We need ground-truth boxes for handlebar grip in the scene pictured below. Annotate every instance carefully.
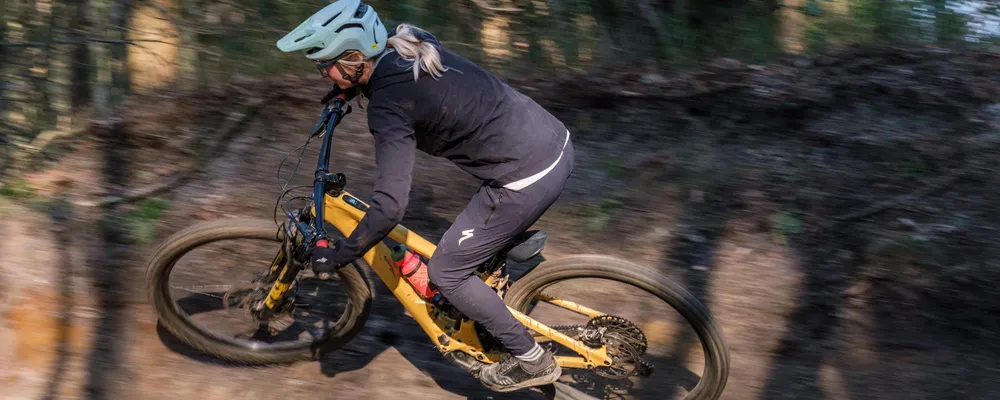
[320,86,341,105]
[321,86,359,105]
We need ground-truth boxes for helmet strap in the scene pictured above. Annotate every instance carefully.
[334,62,365,85]
[332,62,368,110]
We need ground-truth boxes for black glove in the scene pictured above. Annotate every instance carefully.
[320,85,359,105]
[310,240,344,279]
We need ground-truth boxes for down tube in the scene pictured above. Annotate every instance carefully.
[319,193,471,348]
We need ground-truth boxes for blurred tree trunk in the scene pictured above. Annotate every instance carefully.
[90,0,110,114]
[477,0,515,74]
[69,0,92,110]
[779,0,805,53]
[6,0,32,134]
[0,6,7,178]
[874,0,892,41]
[127,0,180,94]
[31,0,57,130]
[109,0,131,105]
[90,0,131,116]
[0,7,8,128]
[176,0,208,91]
[637,0,669,50]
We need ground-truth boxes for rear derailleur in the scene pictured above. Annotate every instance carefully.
[549,315,655,379]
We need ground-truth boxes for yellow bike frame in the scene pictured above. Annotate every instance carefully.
[286,190,613,370]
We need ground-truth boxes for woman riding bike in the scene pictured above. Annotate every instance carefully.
[277,0,574,393]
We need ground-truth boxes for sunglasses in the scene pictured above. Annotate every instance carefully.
[314,50,357,78]
[315,58,340,78]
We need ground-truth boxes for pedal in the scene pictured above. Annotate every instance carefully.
[443,351,486,378]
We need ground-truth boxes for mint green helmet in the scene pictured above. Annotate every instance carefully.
[277,0,388,61]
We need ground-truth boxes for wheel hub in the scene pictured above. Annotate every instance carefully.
[224,282,296,322]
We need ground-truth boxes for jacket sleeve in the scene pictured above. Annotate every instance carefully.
[329,101,416,266]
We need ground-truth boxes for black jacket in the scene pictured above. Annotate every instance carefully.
[329,31,569,265]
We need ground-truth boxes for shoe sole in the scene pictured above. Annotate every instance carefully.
[482,365,563,393]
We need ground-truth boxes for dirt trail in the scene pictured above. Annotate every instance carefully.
[1,109,780,400]
[4,45,1000,400]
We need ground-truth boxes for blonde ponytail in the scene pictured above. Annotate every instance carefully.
[386,24,448,81]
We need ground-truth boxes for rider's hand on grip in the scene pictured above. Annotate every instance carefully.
[310,240,340,280]
[320,85,358,105]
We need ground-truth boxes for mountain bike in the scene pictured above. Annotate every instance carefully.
[144,92,731,399]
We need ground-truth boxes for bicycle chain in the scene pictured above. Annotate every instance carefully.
[548,315,655,379]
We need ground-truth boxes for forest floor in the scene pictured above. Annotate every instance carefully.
[2,44,1000,400]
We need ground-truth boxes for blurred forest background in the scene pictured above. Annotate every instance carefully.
[1,0,999,166]
[3,2,1000,400]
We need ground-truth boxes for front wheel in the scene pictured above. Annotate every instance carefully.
[504,255,730,400]
[144,218,372,364]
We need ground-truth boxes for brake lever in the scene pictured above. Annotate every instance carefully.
[310,106,333,138]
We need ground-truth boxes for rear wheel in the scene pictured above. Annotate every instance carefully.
[144,218,372,364]
[504,255,730,400]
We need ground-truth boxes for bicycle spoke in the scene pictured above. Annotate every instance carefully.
[171,285,233,299]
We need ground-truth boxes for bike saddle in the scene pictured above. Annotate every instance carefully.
[504,230,547,263]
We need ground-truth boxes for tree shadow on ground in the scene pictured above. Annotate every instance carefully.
[39,195,74,400]
[537,144,743,400]
[758,221,866,400]
[82,121,131,400]
[643,195,734,399]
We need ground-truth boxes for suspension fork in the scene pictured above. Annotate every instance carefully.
[255,228,303,318]
[255,96,349,318]
[262,258,302,312]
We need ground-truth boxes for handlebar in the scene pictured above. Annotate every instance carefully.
[321,85,357,106]
[306,89,352,245]
[282,86,356,271]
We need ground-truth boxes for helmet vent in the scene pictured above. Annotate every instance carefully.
[335,23,364,33]
[294,35,309,43]
[321,12,343,27]
[354,3,370,18]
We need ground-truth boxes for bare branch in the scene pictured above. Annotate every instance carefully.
[829,169,960,222]
[469,0,522,13]
[135,0,174,18]
[1,37,176,47]
[80,98,265,207]
[1,37,222,57]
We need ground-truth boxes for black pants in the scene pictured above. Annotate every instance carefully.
[427,135,574,356]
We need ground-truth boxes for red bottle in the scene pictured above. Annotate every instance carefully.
[390,244,439,300]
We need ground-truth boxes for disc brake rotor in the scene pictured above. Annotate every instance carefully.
[223,281,297,328]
